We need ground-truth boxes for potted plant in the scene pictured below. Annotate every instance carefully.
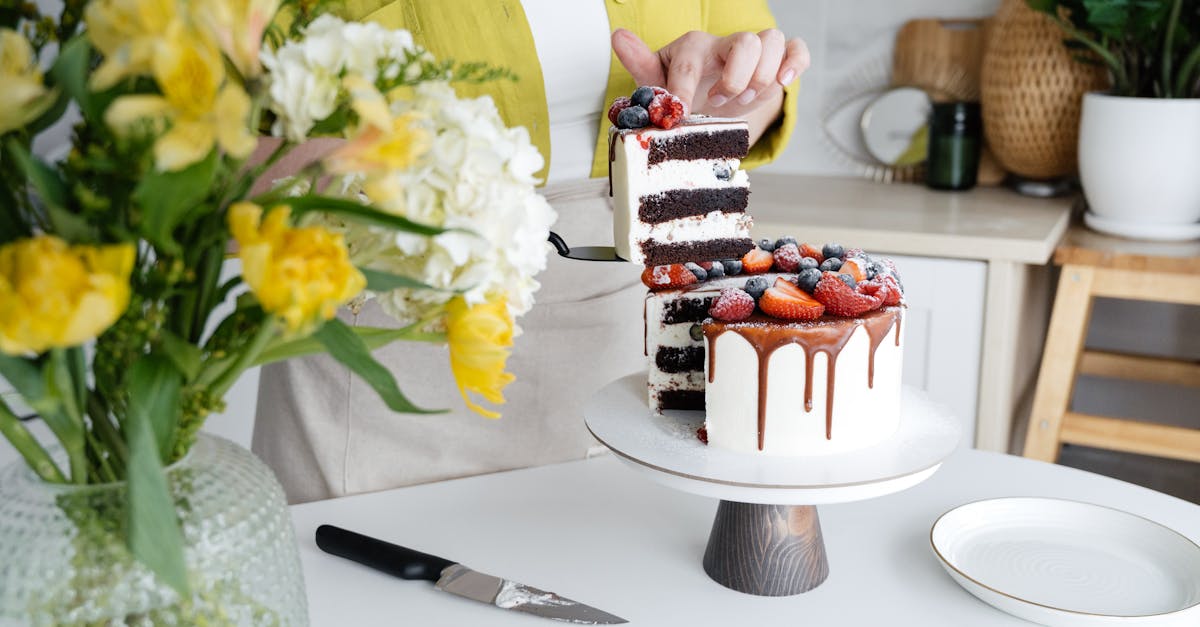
[1030,0,1200,240]
[0,0,553,623]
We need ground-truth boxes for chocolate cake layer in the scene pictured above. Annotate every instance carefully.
[639,187,749,224]
[655,346,705,374]
[648,129,749,165]
[656,390,705,411]
[640,238,754,267]
[662,298,716,325]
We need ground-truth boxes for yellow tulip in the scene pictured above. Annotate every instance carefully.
[0,236,135,355]
[445,297,515,419]
[228,202,366,333]
[105,23,255,171]
[0,29,56,134]
[84,0,178,89]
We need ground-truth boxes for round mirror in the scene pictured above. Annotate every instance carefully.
[860,87,932,166]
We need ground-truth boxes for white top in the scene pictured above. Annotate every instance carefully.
[292,451,1200,626]
[522,0,611,183]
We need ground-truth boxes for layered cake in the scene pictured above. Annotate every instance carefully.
[607,87,754,266]
[642,239,906,456]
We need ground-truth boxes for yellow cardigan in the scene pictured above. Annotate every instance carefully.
[338,0,798,181]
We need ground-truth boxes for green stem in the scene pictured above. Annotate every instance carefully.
[87,393,128,471]
[84,429,118,483]
[1163,0,1182,97]
[1176,43,1200,98]
[210,318,278,399]
[1056,17,1129,93]
[0,397,66,483]
[189,242,225,343]
[49,348,87,483]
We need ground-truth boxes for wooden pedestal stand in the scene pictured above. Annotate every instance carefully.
[703,502,829,596]
[584,376,961,598]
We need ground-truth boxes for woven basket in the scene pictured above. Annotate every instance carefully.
[893,19,988,102]
[980,0,1108,179]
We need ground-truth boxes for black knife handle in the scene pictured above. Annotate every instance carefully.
[315,524,456,582]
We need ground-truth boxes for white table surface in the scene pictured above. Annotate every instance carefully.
[291,449,1200,627]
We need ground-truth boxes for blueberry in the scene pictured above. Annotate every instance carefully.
[684,262,707,281]
[707,261,725,278]
[799,256,819,270]
[721,259,742,275]
[819,257,843,272]
[713,162,733,181]
[757,238,776,252]
[775,236,797,250]
[865,261,886,280]
[822,243,845,260]
[617,105,649,129]
[631,86,656,108]
[689,324,704,342]
[744,276,769,301]
[796,268,822,293]
[838,273,857,289]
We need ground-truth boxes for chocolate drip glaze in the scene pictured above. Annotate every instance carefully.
[704,308,903,450]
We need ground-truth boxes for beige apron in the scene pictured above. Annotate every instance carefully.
[252,180,645,503]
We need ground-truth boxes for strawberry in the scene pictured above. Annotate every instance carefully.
[759,277,825,320]
[741,247,774,274]
[647,93,686,129]
[876,275,903,306]
[844,247,865,259]
[799,243,825,264]
[772,243,802,272]
[813,271,882,316]
[640,264,698,290]
[855,279,892,308]
[607,97,632,125]
[841,258,867,283]
[709,288,756,321]
[697,261,714,271]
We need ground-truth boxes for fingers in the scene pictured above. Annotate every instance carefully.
[611,28,667,90]
[661,31,718,111]
[707,31,762,107]
[777,37,811,87]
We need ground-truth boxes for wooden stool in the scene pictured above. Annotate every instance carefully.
[1023,226,1200,463]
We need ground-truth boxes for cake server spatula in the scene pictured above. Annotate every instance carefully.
[315,525,628,624]
[548,231,624,262]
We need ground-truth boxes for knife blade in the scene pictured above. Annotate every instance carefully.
[315,525,628,625]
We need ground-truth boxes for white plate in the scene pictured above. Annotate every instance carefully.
[1083,211,1200,242]
[584,374,960,504]
[931,497,1200,626]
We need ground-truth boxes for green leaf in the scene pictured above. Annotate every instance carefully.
[0,396,65,483]
[132,151,219,256]
[0,353,61,421]
[5,138,67,210]
[158,330,203,382]
[314,318,445,414]
[282,195,453,237]
[127,356,181,461]
[1027,0,1058,13]
[360,268,441,292]
[49,37,97,122]
[254,324,445,366]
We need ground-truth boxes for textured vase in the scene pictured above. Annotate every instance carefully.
[980,0,1108,178]
[0,434,308,626]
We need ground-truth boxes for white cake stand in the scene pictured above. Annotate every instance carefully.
[584,374,961,597]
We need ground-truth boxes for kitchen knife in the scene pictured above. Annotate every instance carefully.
[315,525,628,625]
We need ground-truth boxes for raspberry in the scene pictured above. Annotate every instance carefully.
[709,288,756,321]
[877,275,903,306]
[844,247,865,259]
[640,264,698,291]
[607,97,632,125]
[647,93,686,129]
[813,271,882,316]
[697,425,709,444]
[759,278,825,321]
[741,247,774,274]
[772,243,802,272]
[799,243,825,264]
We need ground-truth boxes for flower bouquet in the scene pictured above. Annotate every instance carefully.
[0,0,554,622]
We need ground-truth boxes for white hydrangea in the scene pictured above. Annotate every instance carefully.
[342,82,556,330]
[261,15,420,141]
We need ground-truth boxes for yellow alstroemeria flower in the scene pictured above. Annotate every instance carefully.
[228,202,366,333]
[105,23,256,171]
[195,0,280,79]
[445,297,515,419]
[84,0,178,89]
[325,77,430,175]
[0,236,135,355]
[0,29,57,134]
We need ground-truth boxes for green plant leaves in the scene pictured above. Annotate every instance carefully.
[281,195,452,236]
[158,330,203,382]
[132,151,219,256]
[124,355,187,596]
[254,324,445,366]
[314,318,445,414]
[360,268,439,292]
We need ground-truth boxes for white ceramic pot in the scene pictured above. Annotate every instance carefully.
[1078,93,1200,240]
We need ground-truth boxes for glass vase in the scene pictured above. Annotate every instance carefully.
[0,433,308,626]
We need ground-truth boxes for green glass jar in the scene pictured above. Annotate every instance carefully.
[926,102,982,191]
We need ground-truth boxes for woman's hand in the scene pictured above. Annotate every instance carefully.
[611,28,809,144]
